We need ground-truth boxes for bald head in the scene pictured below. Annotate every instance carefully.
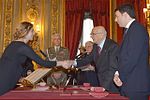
[92,26,107,35]
[91,26,107,44]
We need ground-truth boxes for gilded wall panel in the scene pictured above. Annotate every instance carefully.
[0,0,4,56]
[3,0,14,50]
[59,0,65,46]
[22,0,41,53]
[110,0,117,41]
[49,0,65,47]
[43,0,50,51]
[0,0,65,56]
[50,0,59,46]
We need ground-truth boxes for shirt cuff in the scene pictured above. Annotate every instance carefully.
[73,60,77,66]
[115,71,119,75]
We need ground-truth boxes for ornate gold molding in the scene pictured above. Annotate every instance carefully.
[0,0,3,56]
[3,0,14,50]
[60,0,65,46]
[26,0,39,22]
[25,0,40,52]
[49,0,65,46]
[110,0,117,42]
[50,0,59,45]
[26,7,39,21]
[0,0,65,56]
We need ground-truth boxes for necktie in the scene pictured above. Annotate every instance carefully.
[123,28,128,37]
[97,46,101,55]
[56,47,59,52]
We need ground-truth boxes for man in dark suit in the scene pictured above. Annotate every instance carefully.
[76,26,119,92]
[113,4,150,100]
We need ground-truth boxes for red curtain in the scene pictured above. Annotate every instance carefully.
[116,0,146,44]
[65,0,110,59]
[91,0,110,37]
[65,0,146,59]
[65,0,84,59]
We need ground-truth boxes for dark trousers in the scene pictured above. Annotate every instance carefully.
[122,90,149,100]
[77,70,99,86]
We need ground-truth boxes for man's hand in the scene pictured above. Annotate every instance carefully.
[88,65,95,71]
[113,74,123,87]
[63,60,75,69]
[57,60,74,69]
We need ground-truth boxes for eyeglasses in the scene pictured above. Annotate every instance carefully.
[90,32,101,36]
[90,33,97,36]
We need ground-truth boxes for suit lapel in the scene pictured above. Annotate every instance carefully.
[120,21,135,51]
[95,39,109,63]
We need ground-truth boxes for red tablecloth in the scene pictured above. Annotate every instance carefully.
[0,87,129,100]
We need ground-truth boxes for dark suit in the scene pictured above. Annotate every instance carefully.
[118,21,150,99]
[77,38,119,92]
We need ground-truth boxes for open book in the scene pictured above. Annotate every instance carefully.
[21,68,52,87]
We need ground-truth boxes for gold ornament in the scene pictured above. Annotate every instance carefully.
[26,8,39,21]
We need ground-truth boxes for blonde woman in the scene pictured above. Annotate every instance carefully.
[0,21,71,95]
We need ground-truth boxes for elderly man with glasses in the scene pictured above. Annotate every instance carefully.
[74,26,119,93]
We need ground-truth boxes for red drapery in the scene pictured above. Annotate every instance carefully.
[116,0,146,44]
[65,0,146,59]
[65,0,110,59]
[91,0,110,36]
[65,0,84,59]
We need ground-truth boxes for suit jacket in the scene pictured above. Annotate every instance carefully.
[77,38,119,92]
[118,21,150,93]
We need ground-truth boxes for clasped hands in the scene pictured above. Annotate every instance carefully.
[57,60,75,69]
[113,74,123,87]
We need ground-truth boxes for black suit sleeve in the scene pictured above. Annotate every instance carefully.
[76,51,94,67]
[102,44,119,90]
[19,45,56,67]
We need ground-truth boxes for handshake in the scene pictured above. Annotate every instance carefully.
[57,60,75,69]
